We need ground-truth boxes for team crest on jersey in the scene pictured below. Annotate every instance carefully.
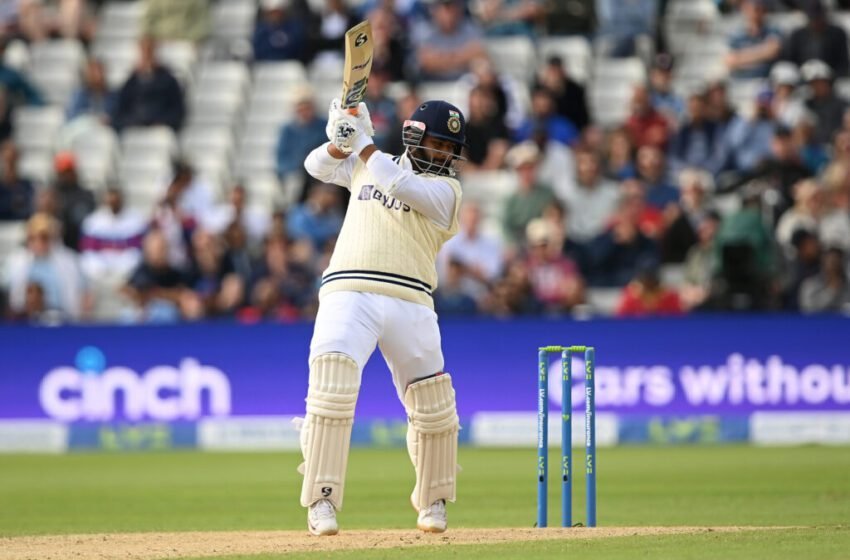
[358,184,374,200]
[447,110,461,133]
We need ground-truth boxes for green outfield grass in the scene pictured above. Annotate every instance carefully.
[1,446,849,558]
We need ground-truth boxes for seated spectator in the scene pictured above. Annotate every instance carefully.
[782,228,822,309]
[603,127,637,180]
[186,228,243,317]
[247,236,317,320]
[438,202,503,302]
[308,0,358,65]
[151,170,196,269]
[620,178,665,239]
[769,62,805,128]
[7,281,48,323]
[199,184,271,246]
[252,0,308,62]
[523,217,584,313]
[782,0,849,77]
[463,86,510,170]
[276,86,326,179]
[586,191,659,287]
[111,36,185,132]
[79,188,147,282]
[49,152,95,251]
[595,0,657,58]
[143,0,209,43]
[286,182,343,250]
[220,221,257,292]
[0,141,33,221]
[66,58,116,122]
[799,247,850,312]
[514,86,578,146]
[166,160,216,225]
[0,43,43,106]
[364,70,398,154]
[616,266,683,317]
[559,147,620,242]
[535,56,589,131]
[669,87,720,176]
[473,0,546,37]
[384,89,422,156]
[481,260,541,316]
[502,142,556,246]
[680,211,721,310]
[715,87,776,173]
[3,213,87,321]
[662,168,713,263]
[794,111,829,174]
[648,53,684,124]
[368,7,408,82]
[531,125,576,201]
[819,163,850,252]
[725,0,782,79]
[636,145,679,210]
[775,179,823,254]
[457,56,527,131]
[705,80,740,141]
[625,85,671,149]
[433,259,479,315]
[416,0,486,81]
[801,59,848,146]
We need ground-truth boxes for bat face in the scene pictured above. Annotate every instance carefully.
[342,21,374,113]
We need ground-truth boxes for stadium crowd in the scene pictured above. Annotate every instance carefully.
[2,0,850,324]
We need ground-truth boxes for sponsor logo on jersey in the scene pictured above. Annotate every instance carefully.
[358,185,411,212]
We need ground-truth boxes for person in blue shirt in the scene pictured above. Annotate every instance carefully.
[725,0,782,79]
[276,88,327,178]
[66,58,116,122]
[252,0,308,62]
[637,145,679,210]
[286,182,343,250]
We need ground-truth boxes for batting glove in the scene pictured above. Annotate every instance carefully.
[326,98,375,143]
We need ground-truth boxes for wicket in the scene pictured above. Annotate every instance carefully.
[537,345,597,528]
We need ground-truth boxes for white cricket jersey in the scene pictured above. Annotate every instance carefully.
[304,143,462,309]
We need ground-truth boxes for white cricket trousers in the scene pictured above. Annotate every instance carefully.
[309,290,445,402]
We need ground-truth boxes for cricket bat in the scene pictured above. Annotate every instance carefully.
[341,20,373,116]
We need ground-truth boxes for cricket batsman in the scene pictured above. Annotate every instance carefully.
[298,98,467,536]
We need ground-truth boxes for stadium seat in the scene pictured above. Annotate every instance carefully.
[538,36,592,84]
[29,69,79,107]
[765,11,806,35]
[255,61,308,87]
[13,106,64,152]
[121,127,179,160]
[187,96,244,129]
[586,288,623,316]
[0,221,26,268]
[29,39,85,74]
[486,36,537,84]
[211,0,256,42]
[91,39,137,89]
[156,41,198,87]
[196,61,251,97]
[242,173,283,210]
[97,1,144,42]
[590,58,646,128]
[417,82,466,111]
[727,79,762,114]
[17,150,53,186]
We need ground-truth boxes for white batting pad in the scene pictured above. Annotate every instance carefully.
[404,374,459,511]
[299,353,360,509]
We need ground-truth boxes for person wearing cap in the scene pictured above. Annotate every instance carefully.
[415,0,486,81]
[252,0,308,62]
[769,61,806,128]
[782,0,849,76]
[535,56,589,131]
[2,213,88,321]
[725,0,782,79]
[648,53,685,123]
[276,85,327,180]
[502,141,556,245]
[49,151,96,251]
[523,216,585,312]
[801,59,848,145]
[714,85,776,173]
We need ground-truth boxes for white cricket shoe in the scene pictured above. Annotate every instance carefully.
[417,499,447,533]
[307,499,338,536]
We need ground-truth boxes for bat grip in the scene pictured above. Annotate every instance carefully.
[347,108,359,116]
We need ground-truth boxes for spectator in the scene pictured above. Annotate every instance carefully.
[49,151,95,251]
[3,213,87,321]
[625,85,671,149]
[535,56,590,131]
[0,141,33,221]
[514,86,579,146]
[66,58,116,122]
[603,127,637,180]
[615,266,683,317]
[669,87,720,176]
[286,182,343,250]
[801,59,848,146]
[794,111,829,174]
[252,0,309,62]
[308,0,358,65]
[782,0,849,76]
[819,163,850,252]
[186,228,243,317]
[769,62,805,128]
[705,80,740,142]
[433,259,479,315]
[662,168,713,263]
[473,0,546,37]
[648,53,684,124]
[559,147,620,242]
[586,189,659,287]
[276,86,326,179]
[782,228,821,309]
[523,217,584,313]
[482,260,541,316]
[220,221,257,292]
[385,89,422,156]
[775,179,823,253]
[143,0,209,43]
[502,142,556,245]
[680,211,721,310]
[151,170,195,269]
[368,7,408,82]
[438,202,503,302]
[0,44,43,106]
[544,0,594,35]
[123,229,200,323]
[364,70,398,153]
[595,0,657,58]
[716,87,776,173]
[111,36,185,132]
[725,0,782,79]
[416,0,486,81]
[79,188,147,282]
[248,236,317,320]
[636,145,679,210]
[799,247,850,312]
[531,125,576,203]
[463,85,510,170]
[457,56,527,131]
[200,184,271,246]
